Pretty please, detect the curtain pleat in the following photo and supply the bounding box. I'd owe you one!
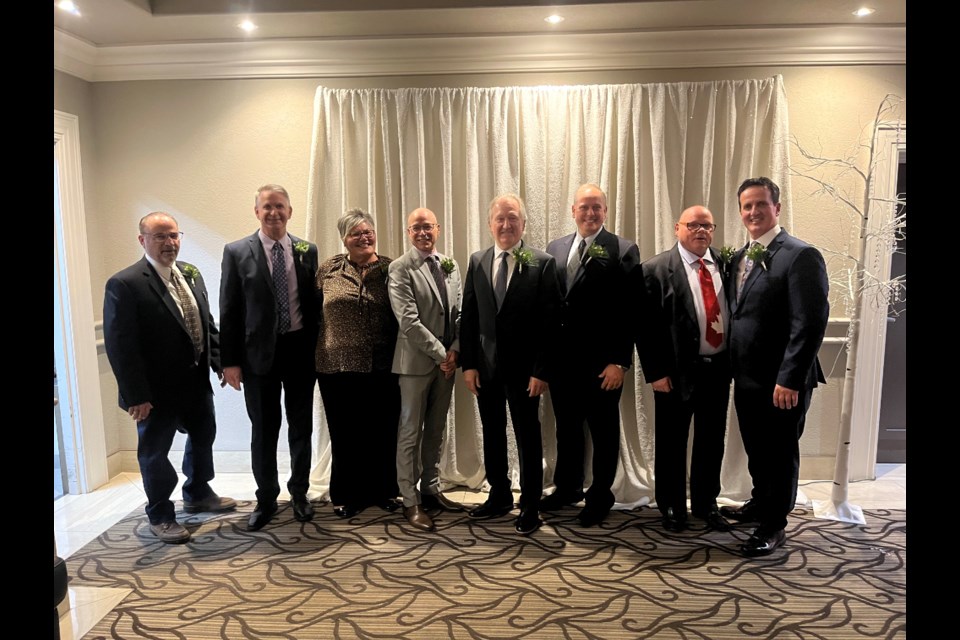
[307,77,791,506]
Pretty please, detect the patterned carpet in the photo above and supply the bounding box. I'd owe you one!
[67,501,905,639]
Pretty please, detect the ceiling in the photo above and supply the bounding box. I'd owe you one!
[54,0,906,81]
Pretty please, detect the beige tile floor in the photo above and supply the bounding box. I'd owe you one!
[55,464,905,640]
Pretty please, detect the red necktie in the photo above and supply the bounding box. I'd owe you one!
[698,258,723,348]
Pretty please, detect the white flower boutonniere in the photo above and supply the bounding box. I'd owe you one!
[180,264,200,285]
[439,257,456,277]
[293,241,310,264]
[512,247,538,274]
[745,243,771,271]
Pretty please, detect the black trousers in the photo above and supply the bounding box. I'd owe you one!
[476,372,544,510]
[317,370,400,508]
[549,370,622,511]
[653,355,730,517]
[137,378,217,524]
[734,384,813,532]
[243,329,316,505]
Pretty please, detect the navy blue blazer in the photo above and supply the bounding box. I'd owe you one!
[103,257,220,410]
[726,230,829,392]
[219,231,319,375]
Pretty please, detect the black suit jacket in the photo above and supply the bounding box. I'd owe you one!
[103,258,220,411]
[460,243,561,384]
[219,231,319,375]
[727,230,829,392]
[638,244,730,402]
[546,228,642,374]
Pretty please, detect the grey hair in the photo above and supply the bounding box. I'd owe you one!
[574,183,607,207]
[487,193,526,223]
[338,208,376,242]
[255,184,291,206]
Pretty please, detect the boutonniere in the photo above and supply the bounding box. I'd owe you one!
[180,264,200,285]
[718,245,736,265]
[512,247,538,273]
[583,242,608,266]
[439,257,456,277]
[745,243,770,271]
[293,241,310,264]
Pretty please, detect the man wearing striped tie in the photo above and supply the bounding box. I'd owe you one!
[104,212,236,544]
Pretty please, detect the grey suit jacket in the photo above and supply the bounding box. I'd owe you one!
[387,246,462,376]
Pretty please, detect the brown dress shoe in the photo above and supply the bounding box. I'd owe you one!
[149,521,191,544]
[183,495,237,514]
[421,492,464,512]
[403,505,436,532]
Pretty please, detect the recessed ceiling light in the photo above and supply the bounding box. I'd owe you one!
[545,15,565,25]
[238,19,258,33]
[56,1,81,16]
[852,7,875,17]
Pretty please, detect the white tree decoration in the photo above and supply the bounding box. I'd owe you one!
[790,95,905,524]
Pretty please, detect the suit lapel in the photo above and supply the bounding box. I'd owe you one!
[550,234,575,298]
[179,261,209,338]
[412,247,444,308]
[249,233,276,296]
[738,230,786,305]
[142,258,190,337]
[570,228,613,293]
[668,247,698,326]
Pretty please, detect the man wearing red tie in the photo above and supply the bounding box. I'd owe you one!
[638,205,732,533]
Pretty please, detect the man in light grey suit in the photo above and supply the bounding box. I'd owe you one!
[388,207,463,532]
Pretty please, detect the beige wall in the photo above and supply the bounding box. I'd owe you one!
[53,64,905,474]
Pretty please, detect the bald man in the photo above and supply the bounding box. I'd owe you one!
[387,207,463,532]
[638,205,732,533]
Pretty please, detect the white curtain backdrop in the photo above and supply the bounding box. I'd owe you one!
[305,76,792,507]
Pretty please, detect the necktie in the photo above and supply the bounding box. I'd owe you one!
[737,242,759,301]
[566,238,586,290]
[272,242,291,334]
[170,268,203,359]
[698,258,723,348]
[494,251,509,309]
[426,256,450,345]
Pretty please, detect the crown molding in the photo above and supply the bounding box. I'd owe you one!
[55,25,905,82]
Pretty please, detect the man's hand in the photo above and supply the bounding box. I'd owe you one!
[440,350,458,379]
[773,384,799,410]
[464,369,481,396]
[223,366,243,391]
[528,377,547,397]
[651,376,673,393]
[598,364,625,391]
[128,402,153,422]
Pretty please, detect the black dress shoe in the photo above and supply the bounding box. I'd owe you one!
[661,507,687,532]
[291,495,315,522]
[740,527,786,557]
[468,499,514,520]
[421,492,465,512]
[693,508,732,532]
[376,498,401,513]
[403,505,436,532]
[719,501,760,523]
[540,491,583,511]
[248,502,278,531]
[515,509,542,535]
[577,504,610,528]
[333,505,362,518]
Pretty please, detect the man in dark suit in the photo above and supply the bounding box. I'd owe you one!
[722,177,829,556]
[460,194,561,535]
[638,205,732,533]
[388,207,463,533]
[544,183,642,527]
[220,184,319,531]
[104,212,236,544]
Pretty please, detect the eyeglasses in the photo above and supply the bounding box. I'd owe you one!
[348,229,375,239]
[148,232,184,242]
[683,223,716,232]
[408,224,438,233]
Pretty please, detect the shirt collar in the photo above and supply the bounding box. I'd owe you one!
[145,254,174,280]
[677,243,713,266]
[259,229,291,252]
[751,224,782,249]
